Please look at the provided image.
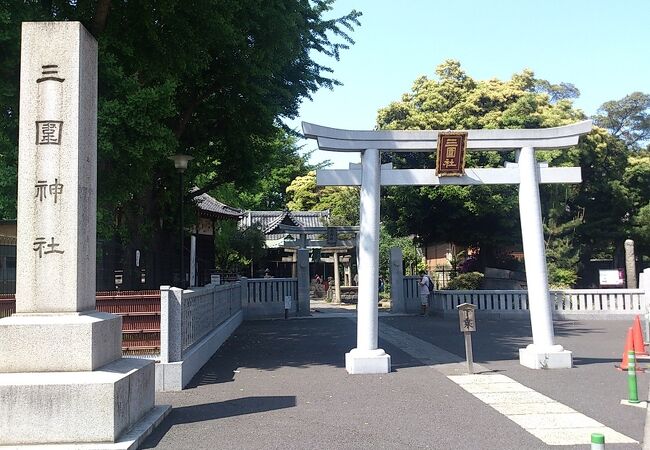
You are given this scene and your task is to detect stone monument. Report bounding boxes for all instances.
[625,239,637,288]
[0,22,169,447]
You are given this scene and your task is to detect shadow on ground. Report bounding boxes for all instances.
[382,315,613,366]
[141,396,296,448]
[186,314,631,391]
[186,318,355,388]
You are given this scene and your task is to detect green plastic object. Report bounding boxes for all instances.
[591,433,605,444]
[628,350,640,403]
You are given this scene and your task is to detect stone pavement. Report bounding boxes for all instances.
[142,310,649,449]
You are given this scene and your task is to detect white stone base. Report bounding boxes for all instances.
[0,358,157,446]
[519,344,573,369]
[0,311,122,372]
[0,405,172,449]
[345,348,391,374]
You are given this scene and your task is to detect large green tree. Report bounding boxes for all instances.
[624,152,650,256]
[377,60,640,286]
[594,92,650,150]
[285,171,359,225]
[0,1,360,283]
[201,130,316,211]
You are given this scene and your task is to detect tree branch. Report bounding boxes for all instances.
[174,95,203,139]
[184,179,221,201]
[92,0,112,36]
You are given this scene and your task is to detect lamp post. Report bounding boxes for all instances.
[169,154,193,288]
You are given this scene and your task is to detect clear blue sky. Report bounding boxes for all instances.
[287,0,650,168]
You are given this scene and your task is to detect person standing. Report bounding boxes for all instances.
[418,270,433,315]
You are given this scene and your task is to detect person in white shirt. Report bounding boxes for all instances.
[418,271,433,315]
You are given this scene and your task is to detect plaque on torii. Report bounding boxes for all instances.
[303,120,592,374]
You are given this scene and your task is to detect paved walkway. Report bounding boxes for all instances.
[142,312,648,449]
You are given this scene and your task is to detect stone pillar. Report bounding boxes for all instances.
[390,247,405,313]
[160,286,182,363]
[516,147,572,369]
[345,148,391,374]
[333,251,341,303]
[239,277,249,317]
[0,22,168,446]
[296,248,310,316]
[625,239,637,289]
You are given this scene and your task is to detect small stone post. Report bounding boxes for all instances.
[390,247,405,313]
[239,276,249,316]
[333,251,341,303]
[160,285,183,363]
[625,239,637,289]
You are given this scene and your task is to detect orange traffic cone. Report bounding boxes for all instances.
[632,315,647,356]
[617,327,640,371]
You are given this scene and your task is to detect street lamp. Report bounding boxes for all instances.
[169,154,193,288]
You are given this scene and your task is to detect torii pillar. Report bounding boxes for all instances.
[347,148,390,373]
[304,120,593,373]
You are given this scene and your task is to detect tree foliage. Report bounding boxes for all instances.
[378,60,583,267]
[285,171,359,225]
[213,220,266,274]
[378,226,423,281]
[202,130,316,211]
[377,60,647,286]
[594,92,650,150]
[0,1,361,279]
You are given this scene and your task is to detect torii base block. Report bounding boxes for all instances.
[345,348,391,374]
[519,344,573,369]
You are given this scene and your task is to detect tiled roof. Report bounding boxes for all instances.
[239,210,330,240]
[191,189,243,220]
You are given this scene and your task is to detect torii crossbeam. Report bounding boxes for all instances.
[303,120,593,374]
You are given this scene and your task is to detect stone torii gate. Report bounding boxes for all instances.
[303,120,593,374]
[278,224,359,304]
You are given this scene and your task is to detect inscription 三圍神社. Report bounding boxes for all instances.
[33,237,65,258]
[34,178,64,203]
[32,61,66,260]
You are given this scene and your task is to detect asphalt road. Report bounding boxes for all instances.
[142,314,648,450]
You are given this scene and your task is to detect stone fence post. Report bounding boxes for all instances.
[390,247,405,313]
[239,277,248,315]
[297,249,310,316]
[160,285,183,364]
